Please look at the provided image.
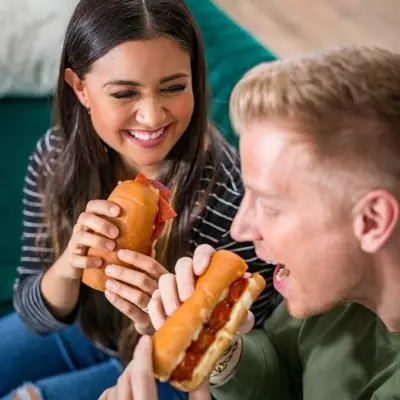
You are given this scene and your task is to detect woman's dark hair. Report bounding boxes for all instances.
[39,0,224,363]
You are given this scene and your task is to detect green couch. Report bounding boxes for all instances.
[0,0,276,317]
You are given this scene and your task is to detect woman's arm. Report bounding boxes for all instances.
[13,130,80,332]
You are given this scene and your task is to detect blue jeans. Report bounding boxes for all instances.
[0,312,187,400]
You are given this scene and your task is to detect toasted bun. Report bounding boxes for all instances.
[172,273,265,392]
[152,250,266,391]
[82,180,159,292]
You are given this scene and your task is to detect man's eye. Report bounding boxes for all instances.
[111,90,139,99]
[257,198,279,216]
[161,84,187,94]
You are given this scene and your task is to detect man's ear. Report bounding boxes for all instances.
[353,190,399,253]
[64,68,90,109]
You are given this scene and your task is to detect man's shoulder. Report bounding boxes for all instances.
[298,304,400,399]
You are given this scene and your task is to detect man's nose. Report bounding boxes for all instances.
[230,203,260,243]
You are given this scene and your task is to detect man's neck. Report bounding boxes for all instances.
[358,253,400,333]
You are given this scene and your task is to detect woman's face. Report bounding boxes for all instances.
[68,36,194,175]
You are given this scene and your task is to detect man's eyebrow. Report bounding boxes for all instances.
[102,73,190,88]
[246,184,280,199]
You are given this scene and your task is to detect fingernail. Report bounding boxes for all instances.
[118,249,127,257]
[106,280,116,290]
[182,288,192,301]
[93,258,102,267]
[105,265,116,275]
[105,241,115,251]
[200,258,209,271]
[109,227,119,238]
[110,206,119,216]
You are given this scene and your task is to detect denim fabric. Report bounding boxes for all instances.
[0,312,187,400]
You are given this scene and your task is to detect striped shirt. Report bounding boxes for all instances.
[13,128,279,335]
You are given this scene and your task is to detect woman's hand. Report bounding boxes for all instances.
[104,250,168,335]
[99,335,211,400]
[57,200,120,280]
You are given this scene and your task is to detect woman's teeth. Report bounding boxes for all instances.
[129,128,165,141]
[276,266,290,281]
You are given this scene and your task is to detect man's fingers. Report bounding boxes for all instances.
[116,367,133,400]
[189,381,211,400]
[148,289,167,331]
[158,273,180,316]
[237,311,255,336]
[193,245,215,275]
[131,336,158,400]
[175,257,195,301]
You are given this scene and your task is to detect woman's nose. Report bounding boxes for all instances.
[136,98,167,127]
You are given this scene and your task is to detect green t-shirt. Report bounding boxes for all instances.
[212,303,400,400]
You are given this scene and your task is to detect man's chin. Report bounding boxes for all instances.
[284,299,325,320]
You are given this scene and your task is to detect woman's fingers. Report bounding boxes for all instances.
[117,250,167,280]
[73,230,116,251]
[105,265,158,295]
[105,290,151,334]
[68,254,102,269]
[85,200,120,218]
[148,289,167,330]
[77,205,120,239]
[105,279,151,310]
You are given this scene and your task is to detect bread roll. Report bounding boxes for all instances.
[152,250,266,391]
[82,175,176,291]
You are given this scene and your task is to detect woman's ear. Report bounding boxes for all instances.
[64,68,90,109]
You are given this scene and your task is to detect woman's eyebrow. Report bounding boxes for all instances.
[103,73,190,88]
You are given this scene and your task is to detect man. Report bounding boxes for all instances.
[102,45,400,399]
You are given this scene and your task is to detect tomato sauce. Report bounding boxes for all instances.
[170,277,248,382]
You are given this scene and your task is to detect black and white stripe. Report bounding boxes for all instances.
[13,129,278,335]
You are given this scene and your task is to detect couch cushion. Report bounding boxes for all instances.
[0,97,52,309]
[186,0,276,147]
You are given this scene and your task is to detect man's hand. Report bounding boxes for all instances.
[148,244,255,385]
[99,335,211,400]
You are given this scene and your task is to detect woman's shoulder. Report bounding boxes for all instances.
[198,142,244,231]
[29,127,64,174]
[205,141,244,197]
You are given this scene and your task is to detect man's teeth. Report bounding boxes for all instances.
[129,128,165,141]
[276,267,290,281]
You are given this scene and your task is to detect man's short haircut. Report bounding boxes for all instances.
[230,45,400,201]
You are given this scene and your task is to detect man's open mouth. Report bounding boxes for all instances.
[275,264,290,282]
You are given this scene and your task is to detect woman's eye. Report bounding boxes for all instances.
[161,84,186,94]
[111,90,139,99]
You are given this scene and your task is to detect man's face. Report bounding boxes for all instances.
[231,120,368,319]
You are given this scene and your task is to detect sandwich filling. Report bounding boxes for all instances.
[133,173,176,256]
[170,277,249,382]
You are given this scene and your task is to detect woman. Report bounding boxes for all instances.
[0,0,277,399]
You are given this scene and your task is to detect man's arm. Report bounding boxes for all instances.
[211,303,302,400]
